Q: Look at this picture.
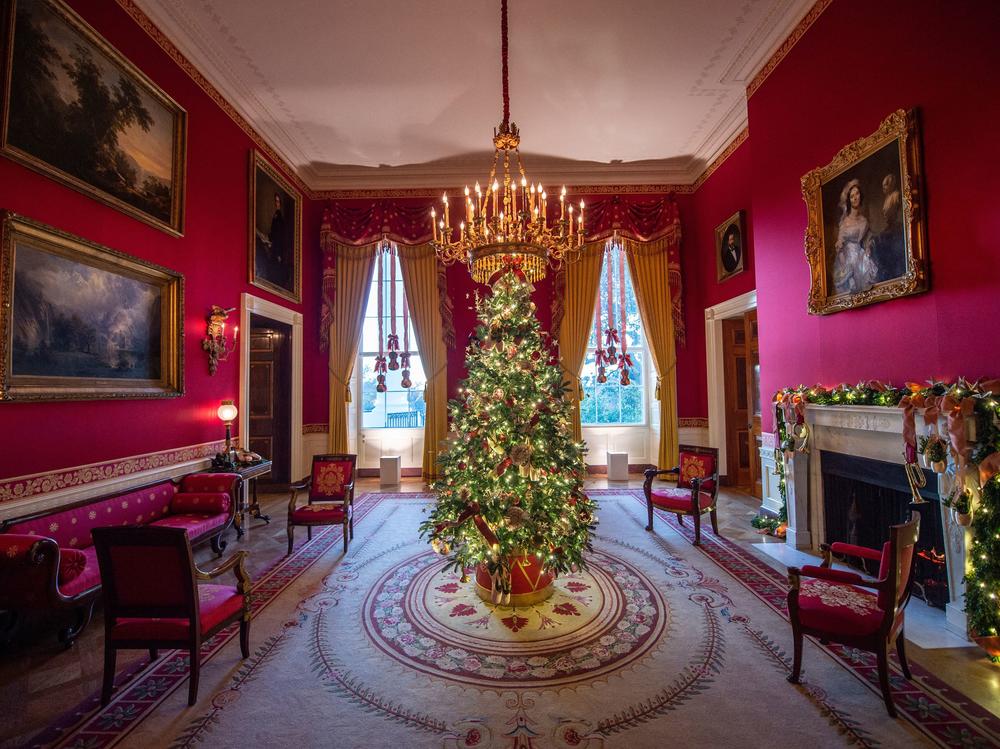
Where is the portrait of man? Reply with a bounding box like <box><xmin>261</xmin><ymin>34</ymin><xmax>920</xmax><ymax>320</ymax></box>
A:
<box><xmin>249</xmin><ymin>151</ymin><xmax>301</xmax><ymax>302</ymax></box>
<box><xmin>715</xmin><ymin>211</ymin><xmax>746</xmax><ymax>281</ymax></box>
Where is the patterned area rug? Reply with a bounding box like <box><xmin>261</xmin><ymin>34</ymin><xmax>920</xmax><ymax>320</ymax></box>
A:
<box><xmin>27</xmin><ymin>491</ymin><xmax>1000</xmax><ymax>748</ymax></box>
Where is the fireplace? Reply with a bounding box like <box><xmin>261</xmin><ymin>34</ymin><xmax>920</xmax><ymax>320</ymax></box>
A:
<box><xmin>821</xmin><ymin>451</ymin><xmax>948</xmax><ymax>609</ymax></box>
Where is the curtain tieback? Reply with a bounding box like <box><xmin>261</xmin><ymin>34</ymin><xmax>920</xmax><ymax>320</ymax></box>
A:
<box><xmin>655</xmin><ymin>376</ymin><xmax>662</xmax><ymax>401</ymax></box>
<box><xmin>329</xmin><ymin>371</ymin><xmax>353</xmax><ymax>403</ymax></box>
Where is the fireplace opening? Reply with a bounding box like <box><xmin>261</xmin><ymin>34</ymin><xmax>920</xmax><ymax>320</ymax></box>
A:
<box><xmin>821</xmin><ymin>451</ymin><xmax>947</xmax><ymax>609</ymax></box>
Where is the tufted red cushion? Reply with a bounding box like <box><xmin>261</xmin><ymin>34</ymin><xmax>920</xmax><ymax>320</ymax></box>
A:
<box><xmin>59</xmin><ymin>547</ymin><xmax>100</xmax><ymax>597</ymax></box>
<box><xmin>677</xmin><ymin>451</ymin><xmax>716</xmax><ymax>492</ymax></box>
<box><xmin>7</xmin><ymin>482</ymin><xmax>176</xmax><ymax>548</ymax></box>
<box><xmin>57</xmin><ymin>547</ymin><xmax>88</xmax><ymax>585</ymax></box>
<box><xmin>171</xmin><ymin>492</ymin><xmax>230</xmax><ymax>516</ymax></box>
<box><xmin>650</xmin><ymin>487</ymin><xmax>714</xmax><ymax>513</ymax></box>
<box><xmin>180</xmin><ymin>473</ymin><xmax>238</xmax><ymax>495</ymax></box>
<box><xmin>111</xmin><ymin>584</ymin><xmax>243</xmax><ymax>641</ymax></box>
<box><xmin>150</xmin><ymin>513</ymin><xmax>227</xmax><ymax>540</ymax></box>
<box><xmin>797</xmin><ymin>578</ymin><xmax>884</xmax><ymax>636</ymax></box>
<box><xmin>291</xmin><ymin>503</ymin><xmax>350</xmax><ymax>524</ymax></box>
<box><xmin>310</xmin><ymin>460</ymin><xmax>354</xmax><ymax>500</ymax></box>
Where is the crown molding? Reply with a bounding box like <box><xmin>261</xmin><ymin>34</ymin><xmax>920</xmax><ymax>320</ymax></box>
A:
<box><xmin>127</xmin><ymin>0</ymin><xmax>824</xmax><ymax>197</ymax></box>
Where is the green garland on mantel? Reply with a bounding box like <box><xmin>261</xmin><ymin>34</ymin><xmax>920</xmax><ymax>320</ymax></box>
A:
<box><xmin>758</xmin><ymin>377</ymin><xmax>1000</xmax><ymax>654</ymax></box>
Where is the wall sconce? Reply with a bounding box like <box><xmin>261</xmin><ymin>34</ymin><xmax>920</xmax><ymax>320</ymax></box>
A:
<box><xmin>212</xmin><ymin>399</ymin><xmax>239</xmax><ymax>469</ymax></box>
<box><xmin>202</xmin><ymin>305</ymin><xmax>237</xmax><ymax>375</ymax></box>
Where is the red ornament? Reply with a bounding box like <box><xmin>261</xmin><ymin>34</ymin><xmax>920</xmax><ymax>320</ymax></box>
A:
<box><xmin>495</xmin><ymin>458</ymin><xmax>512</xmax><ymax>476</ymax></box>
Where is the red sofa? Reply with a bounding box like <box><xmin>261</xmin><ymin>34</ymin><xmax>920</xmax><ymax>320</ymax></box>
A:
<box><xmin>0</xmin><ymin>472</ymin><xmax>239</xmax><ymax>646</ymax></box>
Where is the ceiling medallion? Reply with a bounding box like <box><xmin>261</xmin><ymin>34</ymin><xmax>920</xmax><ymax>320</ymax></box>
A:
<box><xmin>430</xmin><ymin>0</ymin><xmax>584</xmax><ymax>284</ymax></box>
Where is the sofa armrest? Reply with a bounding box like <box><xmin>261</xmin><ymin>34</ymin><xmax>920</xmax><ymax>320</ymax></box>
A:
<box><xmin>0</xmin><ymin>535</ymin><xmax>61</xmax><ymax>608</ymax></box>
<box><xmin>797</xmin><ymin>564</ymin><xmax>879</xmax><ymax>589</ymax></box>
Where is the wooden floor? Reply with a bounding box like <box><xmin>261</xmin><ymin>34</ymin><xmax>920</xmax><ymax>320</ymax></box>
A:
<box><xmin>1</xmin><ymin>476</ymin><xmax>997</xmax><ymax>746</ymax></box>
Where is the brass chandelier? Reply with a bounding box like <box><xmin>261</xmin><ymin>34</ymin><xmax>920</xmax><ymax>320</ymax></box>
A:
<box><xmin>430</xmin><ymin>0</ymin><xmax>584</xmax><ymax>284</ymax></box>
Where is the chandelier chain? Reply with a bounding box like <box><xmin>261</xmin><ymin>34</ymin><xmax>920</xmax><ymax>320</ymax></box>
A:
<box><xmin>501</xmin><ymin>0</ymin><xmax>510</xmax><ymax>129</ymax></box>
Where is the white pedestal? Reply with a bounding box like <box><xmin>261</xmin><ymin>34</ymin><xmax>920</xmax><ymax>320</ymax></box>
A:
<box><xmin>380</xmin><ymin>455</ymin><xmax>401</xmax><ymax>487</ymax></box>
<box><xmin>607</xmin><ymin>451</ymin><xmax>629</xmax><ymax>481</ymax></box>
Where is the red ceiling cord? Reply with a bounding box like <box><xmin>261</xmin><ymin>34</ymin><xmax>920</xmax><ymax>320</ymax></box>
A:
<box><xmin>500</xmin><ymin>0</ymin><xmax>510</xmax><ymax>129</ymax></box>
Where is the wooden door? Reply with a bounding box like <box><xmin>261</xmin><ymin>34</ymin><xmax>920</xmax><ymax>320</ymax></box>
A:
<box><xmin>722</xmin><ymin>319</ymin><xmax>751</xmax><ymax>487</ymax></box>
<box><xmin>745</xmin><ymin>309</ymin><xmax>762</xmax><ymax>498</ymax></box>
<box><xmin>249</xmin><ymin>321</ymin><xmax>291</xmax><ymax>483</ymax></box>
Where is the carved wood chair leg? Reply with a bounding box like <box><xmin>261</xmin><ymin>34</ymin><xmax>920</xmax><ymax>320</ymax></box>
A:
<box><xmin>710</xmin><ymin>509</ymin><xmax>720</xmax><ymax>535</ymax></box>
<box><xmin>645</xmin><ymin>498</ymin><xmax>654</xmax><ymax>531</ymax></box>
<box><xmin>101</xmin><ymin>646</ymin><xmax>117</xmax><ymax>705</ymax></box>
<box><xmin>896</xmin><ymin>629</ymin><xmax>912</xmax><ymax>680</ymax></box>
<box><xmin>307</xmin><ymin>527</ymin><xmax>313</xmax><ymax>541</ymax></box>
<box><xmin>876</xmin><ymin>645</ymin><xmax>897</xmax><ymax>718</ymax></box>
<box><xmin>240</xmin><ymin>620</ymin><xmax>250</xmax><ymax>659</ymax></box>
<box><xmin>787</xmin><ymin>627</ymin><xmax>803</xmax><ymax>684</ymax></box>
<box><xmin>286</xmin><ymin>525</ymin><xmax>294</xmax><ymax>556</ymax></box>
<box><xmin>60</xmin><ymin>599</ymin><xmax>96</xmax><ymax>647</ymax></box>
<box><xmin>350</xmin><ymin>514</ymin><xmax>355</xmax><ymax>539</ymax></box>
<box><xmin>188</xmin><ymin>650</ymin><xmax>200</xmax><ymax>706</ymax></box>
<box><xmin>343</xmin><ymin>522</ymin><xmax>349</xmax><ymax>553</ymax></box>
<box><xmin>693</xmin><ymin>512</ymin><xmax>702</xmax><ymax>545</ymax></box>
<box><xmin>149</xmin><ymin>648</ymin><xmax>158</xmax><ymax>662</ymax></box>
<box><xmin>676</xmin><ymin>513</ymin><xmax>684</xmax><ymax>525</ymax></box>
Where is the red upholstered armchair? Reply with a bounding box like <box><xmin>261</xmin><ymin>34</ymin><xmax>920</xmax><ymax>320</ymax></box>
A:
<box><xmin>643</xmin><ymin>445</ymin><xmax>720</xmax><ymax>545</ymax></box>
<box><xmin>287</xmin><ymin>454</ymin><xmax>357</xmax><ymax>555</ymax></box>
<box><xmin>92</xmin><ymin>526</ymin><xmax>251</xmax><ymax>707</ymax></box>
<box><xmin>787</xmin><ymin>514</ymin><xmax>920</xmax><ymax>718</ymax></box>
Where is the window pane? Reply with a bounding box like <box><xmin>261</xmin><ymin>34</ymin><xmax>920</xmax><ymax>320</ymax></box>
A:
<box><xmin>580</xmin><ymin>244</ymin><xmax>647</xmax><ymax>427</ymax></box>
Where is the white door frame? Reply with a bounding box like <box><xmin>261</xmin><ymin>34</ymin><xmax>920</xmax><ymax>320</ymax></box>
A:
<box><xmin>239</xmin><ymin>293</ymin><xmax>303</xmax><ymax>478</ymax></box>
<box><xmin>704</xmin><ymin>290</ymin><xmax>756</xmax><ymax>476</ymax></box>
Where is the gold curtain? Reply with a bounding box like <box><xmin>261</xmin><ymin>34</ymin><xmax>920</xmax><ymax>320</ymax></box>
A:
<box><xmin>397</xmin><ymin>244</ymin><xmax>449</xmax><ymax>480</ymax></box>
<box><xmin>328</xmin><ymin>243</ymin><xmax>377</xmax><ymax>454</ymax></box>
<box><xmin>555</xmin><ymin>244</ymin><xmax>604</xmax><ymax>442</ymax></box>
<box><xmin>623</xmin><ymin>237</ymin><xmax>679</xmax><ymax>469</ymax></box>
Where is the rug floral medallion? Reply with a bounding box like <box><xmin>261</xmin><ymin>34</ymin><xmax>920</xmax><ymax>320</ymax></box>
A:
<box><xmin>363</xmin><ymin>549</ymin><xmax>667</xmax><ymax>689</ymax></box>
<box><xmin>34</xmin><ymin>492</ymin><xmax>1000</xmax><ymax>749</ymax></box>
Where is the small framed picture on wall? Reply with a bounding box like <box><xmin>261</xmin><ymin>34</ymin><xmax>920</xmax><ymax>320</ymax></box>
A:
<box><xmin>715</xmin><ymin>210</ymin><xmax>745</xmax><ymax>282</ymax></box>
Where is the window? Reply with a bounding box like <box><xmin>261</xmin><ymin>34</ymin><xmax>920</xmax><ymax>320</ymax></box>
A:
<box><xmin>579</xmin><ymin>243</ymin><xmax>646</xmax><ymax>426</ymax></box>
<box><xmin>359</xmin><ymin>248</ymin><xmax>426</xmax><ymax>429</ymax></box>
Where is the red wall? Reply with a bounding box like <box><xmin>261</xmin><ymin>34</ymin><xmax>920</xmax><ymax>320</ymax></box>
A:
<box><xmin>679</xmin><ymin>143</ymin><xmax>756</xmax><ymax>419</ymax></box>
<box><xmin>751</xmin><ymin>0</ymin><xmax>1000</xmax><ymax>431</ymax></box>
<box><xmin>0</xmin><ymin>0</ymin><xmax>319</xmax><ymax>479</ymax></box>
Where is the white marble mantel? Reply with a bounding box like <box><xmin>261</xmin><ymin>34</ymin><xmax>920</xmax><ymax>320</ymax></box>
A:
<box><xmin>776</xmin><ymin>403</ymin><xmax>970</xmax><ymax>638</ymax></box>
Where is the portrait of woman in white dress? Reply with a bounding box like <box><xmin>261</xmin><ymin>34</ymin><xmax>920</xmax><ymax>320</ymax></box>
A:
<box><xmin>831</xmin><ymin>178</ymin><xmax>878</xmax><ymax>295</ymax></box>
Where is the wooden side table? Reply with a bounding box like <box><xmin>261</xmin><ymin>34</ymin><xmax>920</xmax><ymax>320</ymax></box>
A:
<box><xmin>232</xmin><ymin>460</ymin><xmax>272</xmax><ymax>538</ymax></box>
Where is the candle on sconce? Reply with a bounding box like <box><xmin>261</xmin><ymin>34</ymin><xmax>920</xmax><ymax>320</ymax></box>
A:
<box><xmin>431</xmin><ymin>208</ymin><xmax>437</xmax><ymax>241</ymax></box>
<box><xmin>443</xmin><ymin>192</ymin><xmax>450</xmax><ymax>228</ymax></box>
<box><xmin>568</xmin><ymin>204</ymin><xmax>574</xmax><ymax>236</ymax></box>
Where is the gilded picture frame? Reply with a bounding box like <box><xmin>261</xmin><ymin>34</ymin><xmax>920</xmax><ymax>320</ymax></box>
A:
<box><xmin>0</xmin><ymin>0</ymin><xmax>187</xmax><ymax>236</ymax></box>
<box><xmin>715</xmin><ymin>210</ymin><xmax>745</xmax><ymax>282</ymax></box>
<box><xmin>249</xmin><ymin>150</ymin><xmax>301</xmax><ymax>303</ymax></box>
<box><xmin>801</xmin><ymin>108</ymin><xmax>928</xmax><ymax>315</ymax></box>
<box><xmin>0</xmin><ymin>212</ymin><xmax>184</xmax><ymax>401</ymax></box>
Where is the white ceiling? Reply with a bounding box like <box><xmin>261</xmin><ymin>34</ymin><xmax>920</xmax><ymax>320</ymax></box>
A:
<box><xmin>135</xmin><ymin>0</ymin><xmax>814</xmax><ymax>190</ymax></box>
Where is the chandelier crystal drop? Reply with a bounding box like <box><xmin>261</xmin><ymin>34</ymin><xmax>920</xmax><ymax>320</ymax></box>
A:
<box><xmin>430</xmin><ymin>0</ymin><xmax>584</xmax><ymax>284</ymax></box>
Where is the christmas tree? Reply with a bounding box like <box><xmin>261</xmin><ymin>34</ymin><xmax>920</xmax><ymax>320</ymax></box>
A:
<box><xmin>420</xmin><ymin>266</ymin><xmax>597</xmax><ymax>604</ymax></box>
<box><xmin>966</xmin><ymin>474</ymin><xmax>1000</xmax><ymax>647</ymax></box>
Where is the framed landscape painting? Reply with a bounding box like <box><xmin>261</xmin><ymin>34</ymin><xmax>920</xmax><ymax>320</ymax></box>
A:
<box><xmin>0</xmin><ymin>212</ymin><xmax>183</xmax><ymax>401</ymax></box>
<box><xmin>249</xmin><ymin>150</ymin><xmax>301</xmax><ymax>303</ymax></box>
<box><xmin>0</xmin><ymin>0</ymin><xmax>187</xmax><ymax>235</ymax></box>
<box><xmin>801</xmin><ymin>109</ymin><xmax>928</xmax><ymax>315</ymax></box>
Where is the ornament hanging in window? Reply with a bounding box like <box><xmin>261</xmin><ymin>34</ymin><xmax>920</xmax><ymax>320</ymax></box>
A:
<box><xmin>617</xmin><ymin>245</ymin><xmax>632</xmax><ymax>386</ymax></box>
<box><xmin>604</xmin><ymin>244</ymin><xmax>619</xmax><ymax>361</ymax></box>
<box><xmin>594</xmin><ymin>276</ymin><xmax>607</xmax><ymax>384</ymax></box>
<box><xmin>375</xmin><ymin>244</ymin><xmax>388</xmax><ymax>392</ymax></box>
<box><xmin>387</xmin><ymin>246</ymin><xmax>400</xmax><ymax>370</ymax></box>
<box><xmin>400</xmin><ymin>284</ymin><xmax>413</xmax><ymax>388</ymax></box>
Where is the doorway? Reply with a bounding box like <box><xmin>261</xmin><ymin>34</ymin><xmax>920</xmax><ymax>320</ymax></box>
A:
<box><xmin>721</xmin><ymin>309</ymin><xmax>761</xmax><ymax>496</ymax></box>
<box><xmin>248</xmin><ymin>316</ymin><xmax>292</xmax><ymax>484</ymax></box>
